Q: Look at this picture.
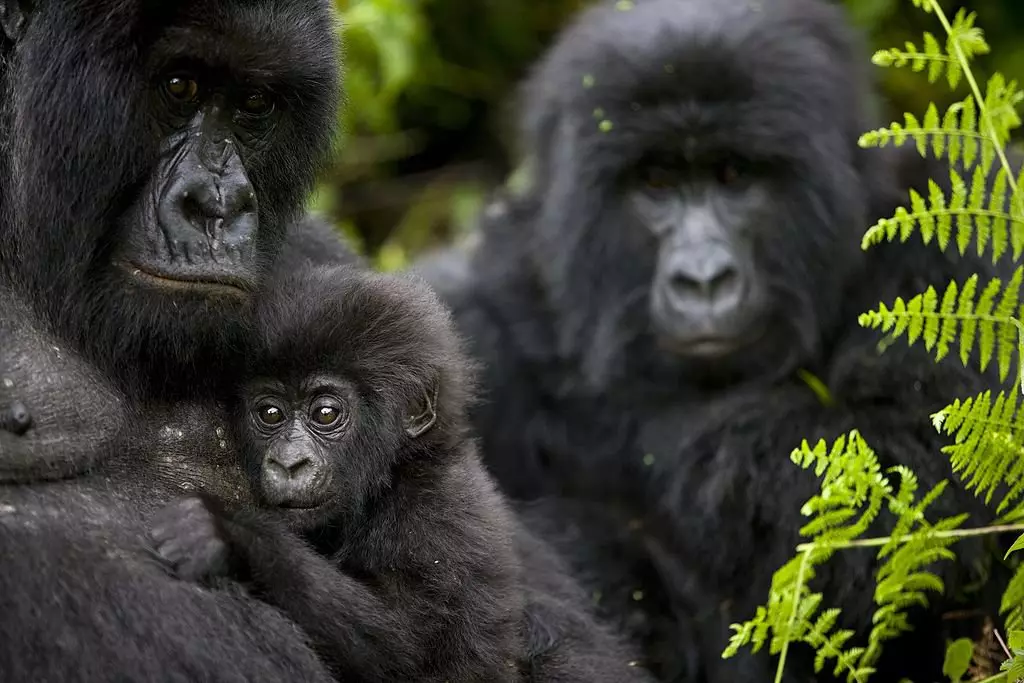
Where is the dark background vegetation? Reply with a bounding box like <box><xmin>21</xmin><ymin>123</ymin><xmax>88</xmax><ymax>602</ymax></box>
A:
<box><xmin>322</xmin><ymin>0</ymin><xmax>1024</xmax><ymax>269</ymax></box>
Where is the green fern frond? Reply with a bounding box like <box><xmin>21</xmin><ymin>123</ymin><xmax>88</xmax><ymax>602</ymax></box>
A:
<box><xmin>728</xmin><ymin>432</ymin><xmax>963</xmax><ymax>681</ymax></box>
<box><xmin>860</xmin><ymin>166</ymin><xmax>1024</xmax><ymax>261</ymax></box>
<box><xmin>933</xmin><ymin>390</ymin><xmax>1024</xmax><ymax>520</ymax></box>
<box><xmin>858</xmin><ymin>268</ymin><xmax>1024</xmax><ymax>386</ymax></box>
<box><xmin>873</xmin><ymin>8</ymin><xmax>989</xmax><ymax>87</ymax></box>
<box><xmin>1000</xmin><ymin>565</ymin><xmax>1024</xmax><ymax>631</ymax></box>
<box><xmin>870</xmin><ymin>32</ymin><xmax>957</xmax><ymax>87</ymax></box>
<box><xmin>859</xmin><ymin>98</ymin><xmax>989</xmax><ymax>168</ymax></box>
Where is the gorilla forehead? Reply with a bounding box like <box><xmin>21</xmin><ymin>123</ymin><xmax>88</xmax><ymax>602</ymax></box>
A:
<box><xmin>152</xmin><ymin>2</ymin><xmax>338</xmax><ymax>82</ymax></box>
<box><xmin>252</xmin><ymin>267</ymin><xmax>467</xmax><ymax>385</ymax></box>
<box><xmin>524</xmin><ymin>0</ymin><xmax>871</xmax><ymax>159</ymax></box>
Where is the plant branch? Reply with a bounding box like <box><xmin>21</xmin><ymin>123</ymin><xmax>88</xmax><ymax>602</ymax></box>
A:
<box><xmin>796</xmin><ymin>523</ymin><xmax>1024</xmax><ymax>552</ymax></box>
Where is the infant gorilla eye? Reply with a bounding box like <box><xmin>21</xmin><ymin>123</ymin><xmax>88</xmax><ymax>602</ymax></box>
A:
<box><xmin>312</xmin><ymin>403</ymin><xmax>343</xmax><ymax>427</ymax></box>
<box><xmin>240</xmin><ymin>91</ymin><xmax>274</xmax><ymax>117</ymax></box>
<box><xmin>256</xmin><ymin>402</ymin><xmax>285</xmax><ymax>426</ymax></box>
<box><xmin>164</xmin><ymin>75</ymin><xmax>199</xmax><ymax>102</ymax></box>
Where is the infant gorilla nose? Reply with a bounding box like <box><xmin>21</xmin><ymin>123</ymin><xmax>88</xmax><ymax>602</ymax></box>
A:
<box><xmin>261</xmin><ymin>444</ymin><xmax>332</xmax><ymax>509</ymax></box>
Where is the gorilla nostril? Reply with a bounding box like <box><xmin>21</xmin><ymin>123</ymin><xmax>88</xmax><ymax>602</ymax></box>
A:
<box><xmin>285</xmin><ymin>457</ymin><xmax>312</xmax><ymax>478</ymax></box>
<box><xmin>180</xmin><ymin>192</ymin><xmax>215</xmax><ymax>225</ymax></box>
<box><xmin>707</xmin><ymin>267</ymin><xmax>740</xmax><ymax>297</ymax></box>
<box><xmin>669</xmin><ymin>272</ymin><xmax>703</xmax><ymax>295</ymax></box>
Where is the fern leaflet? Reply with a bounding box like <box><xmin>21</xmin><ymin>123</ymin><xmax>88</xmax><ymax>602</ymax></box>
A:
<box><xmin>858</xmin><ymin>267</ymin><xmax>1024</xmax><ymax>388</ymax></box>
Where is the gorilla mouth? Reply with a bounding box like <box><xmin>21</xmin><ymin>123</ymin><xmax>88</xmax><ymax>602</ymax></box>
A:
<box><xmin>657</xmin><ymin>326</ymin><xmax>767</xmax><ymax>359</ymax></box>
<box><xmin>277</xmin><ymin>498</ymin><xmax>324</xmax><ymax>510</ymax></box>
<box><xmin>118</xmin><ymin>260</ymin><xmax>251</xmax><ymax>297</ymax></box>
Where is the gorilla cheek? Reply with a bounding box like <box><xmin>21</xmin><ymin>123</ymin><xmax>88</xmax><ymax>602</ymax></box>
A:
<box><xmin>260</xmin><ymin>439</ymin><xmax>333</xmax><ymax>509</ymax></box>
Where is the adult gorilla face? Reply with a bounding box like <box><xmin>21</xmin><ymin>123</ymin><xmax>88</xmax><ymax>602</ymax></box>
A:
<box><xmin>627</xmin><ymin>154</ymin><xmax>771</xmax><ymax>358</ymax></box>
<box><xmin>0</xmin><ymin>0</ymin><xmax>339</xmax><ymax>393</ymax></box>
<box><xmin>519</xmin><ymin>0</ymin><xmax>874</xmax><ymax>385</ymax></box>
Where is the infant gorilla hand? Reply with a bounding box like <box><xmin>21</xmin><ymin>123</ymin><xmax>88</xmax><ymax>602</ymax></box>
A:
<box><xmin>150</xmin><ymin>496</ymin><xmax>232</xmax><ymax>582</ymax></box>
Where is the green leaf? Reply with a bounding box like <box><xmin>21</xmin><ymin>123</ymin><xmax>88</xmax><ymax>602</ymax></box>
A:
<box><xmin>1005</xmin><ymin>532</ymin><xmax>1024</xmax><ymax>560</ymax></box>
<box><xmin>942</xmin><ymin>638</ymin><xmax>973</xmax><ymax>682</ymax></box>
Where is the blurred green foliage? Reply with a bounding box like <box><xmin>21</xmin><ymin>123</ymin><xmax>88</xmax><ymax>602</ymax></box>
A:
<box><xmin>317</xmin><ymin>0</ymin><xmax>1024</xmax><ymax>270</ymax></box>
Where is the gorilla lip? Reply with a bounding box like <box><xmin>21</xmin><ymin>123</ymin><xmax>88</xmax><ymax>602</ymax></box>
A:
<box><xmin>118</xmin><ymin>260</ymin><xmax>250</xmax><ymax>296</ymax></box>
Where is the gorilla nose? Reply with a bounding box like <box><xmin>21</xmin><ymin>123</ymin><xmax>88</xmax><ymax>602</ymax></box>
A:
<box><xmin>261</xmin><ymin>450</ymin><xmax>328</xmax><ymax>508</ymax></box>
<box><xmin>664</xmin><ymin>245</ymin><xmax>743</xmax><ymax>313</ymax></box>
<box><xmin>160</xmin><ymin>164</ymin><xmax>258</xmax><ymax>249</ymax></box>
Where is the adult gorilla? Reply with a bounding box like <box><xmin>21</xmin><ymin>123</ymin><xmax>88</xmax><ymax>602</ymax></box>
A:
<box><xmin>0</xmin><ymin>1</ymin><xmax>356</xmax><ymax>679</ymax></box>
<box><xmin>427</xmin><ymin>0</ymin><xmax>1009</xmax><ymax>680</ymax></box>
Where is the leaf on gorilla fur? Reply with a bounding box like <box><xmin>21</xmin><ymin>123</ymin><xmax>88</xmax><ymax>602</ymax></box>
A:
<box><xmin>796</xmin><ymin>369</ymin><xmax>834</xmax><ymax>407</ymax></box>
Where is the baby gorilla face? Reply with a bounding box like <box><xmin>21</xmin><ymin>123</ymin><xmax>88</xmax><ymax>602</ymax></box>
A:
<box><xmin>237</xmin><ymin>371</ymin><xmax>440</xmax><ymax>532</ymax></box>
<box><xmin>241</xmin><ymin>373</ymin><xmax>355</xmax><ymax>517</ymax></box>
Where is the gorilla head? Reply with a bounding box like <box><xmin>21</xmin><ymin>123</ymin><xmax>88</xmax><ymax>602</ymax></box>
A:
<box><xmin>514</xmin><ymin>0</ymin><xmax>882</xmax><ymax>387</ymax></box>
<box><xmin>236</xmin><ymin>266</ymin><xmax>475</xmax><ymax>527</ymax></box>
<box><xmin>0</xmin><ymin>1</ymin><xmax>339</xmax><ymax>394</ymax></box>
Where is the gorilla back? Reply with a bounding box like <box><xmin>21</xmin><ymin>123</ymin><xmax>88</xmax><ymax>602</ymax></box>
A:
<box><xmin>0</xmin><ymin>1</ymin><xmax>347</xmax><ymax>680</ymax></box>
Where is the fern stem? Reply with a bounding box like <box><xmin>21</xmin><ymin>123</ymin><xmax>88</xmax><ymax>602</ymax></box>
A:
<box><xmin>1018</xmin><ymin>321</ymin><xmax>1024</xmax><ymax>394</ymax></box>
<box><xmin>974</xmin><ymin>673</ymin><xmax>1007</xmax><ymax>683</ymax></box>
<box><xmin>775</xmin><ymin>548</ymin><xmax>811</xmax><ymax>683</ymax></box>
<box><xmin>795</xmin><ymin>522</ymin><xmax>1024</xmax><ymax>552</ymax></box>
<box><xmin>893</xmin><ymin>51</ymin><xmax>956</xmax><ymax>64</ymax></box>
<box><xmin>926</xmin><ymin>0</ymin><xmax>1017</xmax><ymax>194</ymax></box>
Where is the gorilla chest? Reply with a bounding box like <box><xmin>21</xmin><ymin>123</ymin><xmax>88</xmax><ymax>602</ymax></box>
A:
<box><xmin>134</xmin><ymin>400</ymin><xmax>250</xmax><ymax>503</ymax></box>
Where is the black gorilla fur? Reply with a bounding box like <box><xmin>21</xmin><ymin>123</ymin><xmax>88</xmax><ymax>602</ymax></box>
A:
<box><xmin>0</xmin><ymin>1</ymin><xmax>364</xmax><ymax>680</ymax></box>
<box><xmin>425</xmin><ymin>0</ymin><xmax>1013</xmax><ymax>680</ymax></box>
<box><xmin>150</xmin><ymin>265</ymin><xmax>655</xmax><ymax>683</ymax></box>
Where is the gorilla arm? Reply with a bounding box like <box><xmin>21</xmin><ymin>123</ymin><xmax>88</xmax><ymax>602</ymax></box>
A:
<box><xmin>150</xmin><ymin>482</ymin><xmax>521</xmax><ymax>683</ymax></box>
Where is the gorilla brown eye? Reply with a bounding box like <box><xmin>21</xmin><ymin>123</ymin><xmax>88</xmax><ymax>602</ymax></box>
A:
<box><xmin>256</xmin><ymin>403</ymin><xmax>284</xmax><ymax>426</ymax></box>
<box><xmin>164</xmin><ymin>76</ymin><xmax>199</xmax><ymax>102</ymax></box>
<box><xmin>716</xmin><ymin>162</ymin><xmax>740</xmax><ymax>185</ymax></box>
<box><xmin>640</xmin><ymin>166</ymin><xmax>676</xmax><ymax>191</ymax></box>
<box><xmin>241</xmin><ymin>91</ymin><xmax>274</xmax><ymax>117</ymax></box>
<box><xmin>312</xmin><ymin>404</ymin><xmax>341</xmax><ymax>427</ymax></box>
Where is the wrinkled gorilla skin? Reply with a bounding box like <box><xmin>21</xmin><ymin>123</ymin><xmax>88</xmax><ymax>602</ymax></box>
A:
<box><xmin>0</xmin><ymin>1</ymin><xmax>357</xmax><ymax>680</ymax></box>
<box><xmin>429</xmin><ymin>0</ymin><xmax>1012</xmax><ymax>680</ymax></box>
<box><xmin>151</xmin><ymin>266</ymin><xmax>655</xmax><ymax>682</ymax></box>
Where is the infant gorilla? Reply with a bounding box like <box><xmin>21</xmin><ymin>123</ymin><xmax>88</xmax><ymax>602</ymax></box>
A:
<box><xmin>149</xmin><ymin>265</ymin><xmax>650</xmax><ymax>683</ymax></box>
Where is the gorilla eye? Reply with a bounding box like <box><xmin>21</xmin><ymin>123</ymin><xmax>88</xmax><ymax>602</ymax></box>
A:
<box><xmin>240</xmin><ymin>91</ymin><xmax>274</xmax><ymax>117</ymax></box>
<box><xmin>311</xmin><ymin>402</ymin><xmax>345</xmax><ymax>428</ymax></box>
<box><xmin>639</xmin><ymin>165</ymin><xmax>676</xmax><ymax>191</ymax></box>
<box><xmin>255</xmin><ymin>402</ymin><xmax>285</xmax><ymax>426</ymax></box>
<box><xmin>716</xmin><ymin>162</ymin><xmax>741</xmax><ymax>185</ymax></box>
<box><xmin>164</xmin><ymin>75</ymin><xmax>199</xmax><ymax>102</ymax></box>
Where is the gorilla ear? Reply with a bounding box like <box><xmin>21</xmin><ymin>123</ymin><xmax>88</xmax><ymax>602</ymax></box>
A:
<box><xmin>403</xmin><ymin>381</ymin><xmax>439</xmax><ymax>439</ymax></box>
<box><xmin>0</xmin><ymin>0</ymin><xmax>30</xmax><ymax>43</ymax></box>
